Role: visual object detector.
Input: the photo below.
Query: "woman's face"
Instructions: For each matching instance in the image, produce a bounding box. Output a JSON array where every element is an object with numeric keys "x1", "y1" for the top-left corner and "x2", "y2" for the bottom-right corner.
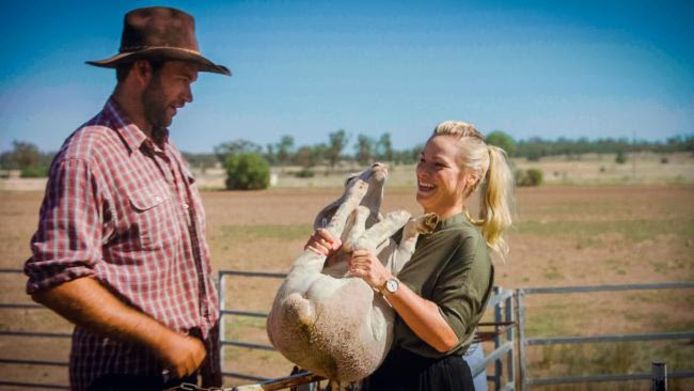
[{"x1": 415, "y1": 135, "x2": 470, "y2": 218}]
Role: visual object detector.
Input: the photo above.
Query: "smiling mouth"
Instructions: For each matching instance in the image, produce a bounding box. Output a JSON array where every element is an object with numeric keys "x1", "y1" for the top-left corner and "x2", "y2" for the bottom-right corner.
[{"x1": 418, "y1": 182, "x2": 436, "y2": 193}]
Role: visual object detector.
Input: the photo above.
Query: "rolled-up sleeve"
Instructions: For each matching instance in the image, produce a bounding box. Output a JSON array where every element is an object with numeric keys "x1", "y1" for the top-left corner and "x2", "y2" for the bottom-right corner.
[
  {"x1": 432, "y1": 234, "x2": 489, "y2": 342},
  {"x1": 24, "y1": 158, "x2": 102, "y2": 293}
]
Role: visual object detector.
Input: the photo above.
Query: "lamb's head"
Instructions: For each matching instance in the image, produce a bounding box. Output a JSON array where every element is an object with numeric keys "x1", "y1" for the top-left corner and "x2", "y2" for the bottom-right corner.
[
  {"x1": 313, "y1": 162, "x2": 388, "y2": 231},
  {"x1": 348, "y1": 162, "x2": 387, "y2": 218}
]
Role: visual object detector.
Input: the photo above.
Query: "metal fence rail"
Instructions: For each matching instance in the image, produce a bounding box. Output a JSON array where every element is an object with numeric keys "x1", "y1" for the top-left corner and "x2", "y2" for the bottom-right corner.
[
  {"x1": 3, "y1": 266, "x2": 693, "y2": 390},
  {"x1": 0, "y1": 269, "x2": 71, "y2": 390},
  {"x1": 219, "y1": 269, "x2": 517, "y2": 390},
  {"x1": 217, "y1": 270, "x2": 288, "y2": 383},
  {"x1": 518, "y1": 281, "x2": 694, "y2": 389}
]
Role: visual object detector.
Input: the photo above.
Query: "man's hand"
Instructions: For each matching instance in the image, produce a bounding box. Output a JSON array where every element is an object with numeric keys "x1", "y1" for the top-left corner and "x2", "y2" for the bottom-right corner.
[{"x1": 153, "y1": 331, "x2": 207, "y2": 378}]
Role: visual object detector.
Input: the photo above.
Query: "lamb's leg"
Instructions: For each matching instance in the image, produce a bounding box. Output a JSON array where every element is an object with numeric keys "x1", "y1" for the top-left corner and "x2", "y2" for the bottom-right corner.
[
  {"x1": 323, "y1": 205, "x2": 371, "y2": 275},
  {"x1": 343, "y1": 206, "x2": 370, "y2": 251},
  {"x1": 388, "y1": 213, "x2": 439, "y2": 274},
  {"x1": 288, "y1": 179, "x2": 369, "y2": 277},
  {"x1": 323, "y1": 180, "x2": 369, "y2": 240},
  {"x1": 352, "y1": 210, "x2": 411, "y2": 252}
]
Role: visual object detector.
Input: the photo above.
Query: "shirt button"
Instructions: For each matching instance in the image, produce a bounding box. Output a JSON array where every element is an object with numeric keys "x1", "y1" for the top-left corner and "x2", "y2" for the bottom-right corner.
[{"x1": 183, "y1": 203, "x2": 189, "y2": 209}]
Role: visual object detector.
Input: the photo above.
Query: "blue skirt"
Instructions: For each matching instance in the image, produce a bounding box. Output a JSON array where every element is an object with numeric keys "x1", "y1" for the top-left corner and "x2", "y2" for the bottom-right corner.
[{"x1": 364, "y1": 347, "x2": 474, "y2": 390}]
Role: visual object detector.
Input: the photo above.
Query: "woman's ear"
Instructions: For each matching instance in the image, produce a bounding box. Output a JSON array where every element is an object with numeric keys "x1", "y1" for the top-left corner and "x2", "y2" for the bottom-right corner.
[{"x1": 462, "y1": 171, "x2": 480, "y2": 196}]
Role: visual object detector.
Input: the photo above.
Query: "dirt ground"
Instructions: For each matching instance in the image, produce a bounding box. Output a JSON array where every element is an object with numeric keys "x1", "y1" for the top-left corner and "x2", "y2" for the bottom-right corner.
[{"x1": 1, "y1": 184, "x2": 693, "y2": 390}]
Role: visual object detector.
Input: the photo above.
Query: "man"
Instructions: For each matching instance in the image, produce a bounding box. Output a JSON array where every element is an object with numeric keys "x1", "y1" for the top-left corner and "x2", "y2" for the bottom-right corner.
[{"x1": 24, "y1": 7, "x2": 230, "y2": 390}]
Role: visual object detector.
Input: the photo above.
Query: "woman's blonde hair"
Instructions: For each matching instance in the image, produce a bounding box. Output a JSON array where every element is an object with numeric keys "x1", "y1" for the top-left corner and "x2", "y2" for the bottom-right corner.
[{"x1": 433, "y1": 120, "x2": 515, "y2": 260}]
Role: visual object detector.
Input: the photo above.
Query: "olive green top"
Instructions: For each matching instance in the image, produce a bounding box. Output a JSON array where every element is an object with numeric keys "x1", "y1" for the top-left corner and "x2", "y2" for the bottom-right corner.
[{"x1": 393, "y1": 213, "x2": 494, "y2": 358}]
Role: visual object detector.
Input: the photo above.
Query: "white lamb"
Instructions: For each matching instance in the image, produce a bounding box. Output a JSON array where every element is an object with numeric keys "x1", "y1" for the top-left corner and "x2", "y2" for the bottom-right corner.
[{"x1": 266, "y1": 163, "x2": 437, "y2": 383}]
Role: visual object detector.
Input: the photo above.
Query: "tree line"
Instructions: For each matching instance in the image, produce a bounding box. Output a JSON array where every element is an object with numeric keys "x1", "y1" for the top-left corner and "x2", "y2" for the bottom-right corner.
[
  {"x1": 2, "y1": 131, "x2": 693, "y2": 178},
  {"x1": 189, "y1": 131, "x2": 694, "y2": 171},
  {"x1": 201, "y1": 130, "x2": 423, "y2": 173},
  {"x1": 511, "y1": 134, "x2": 694, "y2": 161}
]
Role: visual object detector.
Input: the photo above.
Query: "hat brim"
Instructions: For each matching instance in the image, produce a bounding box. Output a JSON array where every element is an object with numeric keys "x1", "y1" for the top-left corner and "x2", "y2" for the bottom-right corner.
[{"x1": 86, "y1": 47, "x2": 231, "y2": 76}]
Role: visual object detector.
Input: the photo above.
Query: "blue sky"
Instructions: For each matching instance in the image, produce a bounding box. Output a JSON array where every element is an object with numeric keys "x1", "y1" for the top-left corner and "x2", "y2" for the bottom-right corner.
[{"x1": 1, "y1": 0, "x2": 692, "y2": 153}]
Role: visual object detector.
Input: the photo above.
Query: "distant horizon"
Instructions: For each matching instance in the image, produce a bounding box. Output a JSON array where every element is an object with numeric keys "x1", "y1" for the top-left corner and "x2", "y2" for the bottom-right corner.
[{"x1": 2, "y1": 0, "x2": 692, "y2": 154}]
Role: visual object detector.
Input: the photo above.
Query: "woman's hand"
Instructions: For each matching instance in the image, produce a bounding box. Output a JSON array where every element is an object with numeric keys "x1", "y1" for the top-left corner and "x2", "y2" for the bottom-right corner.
[
  {"x1": 304, "y1": 228, "x2": 342, "y2": 257},
  {"x1": 348, "y1": 249, "x2": 392, "y2": 290}
]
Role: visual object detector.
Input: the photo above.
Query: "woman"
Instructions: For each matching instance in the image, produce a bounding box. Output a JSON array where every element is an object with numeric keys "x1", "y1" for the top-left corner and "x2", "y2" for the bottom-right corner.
[{"x1": 306, "y1": 121, "x2": 514, "y2": 390}]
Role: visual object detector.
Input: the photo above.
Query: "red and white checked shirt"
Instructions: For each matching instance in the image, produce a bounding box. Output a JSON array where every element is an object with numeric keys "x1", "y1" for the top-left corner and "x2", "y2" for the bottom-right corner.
[{"x1": 24, "y1": 98, "x2": 219, "y2": 390}]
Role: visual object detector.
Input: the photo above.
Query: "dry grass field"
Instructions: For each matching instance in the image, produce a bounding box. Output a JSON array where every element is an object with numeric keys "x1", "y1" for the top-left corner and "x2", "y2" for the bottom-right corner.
[{"x1": 1, "y1": 159, "x2": 693, "y2": 389}]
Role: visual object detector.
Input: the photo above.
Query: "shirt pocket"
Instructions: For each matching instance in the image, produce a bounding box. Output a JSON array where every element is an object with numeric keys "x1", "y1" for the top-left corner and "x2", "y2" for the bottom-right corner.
[{"x1": 128, "y1": 186, "x2": 178, "y2": 250}]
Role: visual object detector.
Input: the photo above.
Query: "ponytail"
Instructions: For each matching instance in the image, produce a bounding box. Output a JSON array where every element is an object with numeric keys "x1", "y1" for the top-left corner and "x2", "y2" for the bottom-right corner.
[{"x1": 478, "y1": 145, "x2": 514, "y2": 261}]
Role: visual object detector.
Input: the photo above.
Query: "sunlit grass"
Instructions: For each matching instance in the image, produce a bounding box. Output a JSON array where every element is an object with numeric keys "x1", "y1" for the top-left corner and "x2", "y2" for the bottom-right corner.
[
  {"x1": 217, "y1": 224, "x2": 313, "y2": 241},
  {"x1": 515, "y1": 218, "x2": 694, "y2": 242}
]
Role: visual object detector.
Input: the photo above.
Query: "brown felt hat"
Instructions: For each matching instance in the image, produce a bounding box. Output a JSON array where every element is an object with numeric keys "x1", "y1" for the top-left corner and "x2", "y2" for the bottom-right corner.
[{"x1": 86, "y1": 6, "x2": 231, "y2": 76}]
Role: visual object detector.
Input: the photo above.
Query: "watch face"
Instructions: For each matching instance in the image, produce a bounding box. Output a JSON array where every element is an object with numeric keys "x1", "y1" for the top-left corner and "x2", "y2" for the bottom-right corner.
[{"x1": 386, "y1": 279, "x2": 399, "y2": 293}]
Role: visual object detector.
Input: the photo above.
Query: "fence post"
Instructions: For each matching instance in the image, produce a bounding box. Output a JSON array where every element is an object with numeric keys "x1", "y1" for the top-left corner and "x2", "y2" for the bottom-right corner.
[
  {"x1": 505, "y1": 291, "x2": 514, "y2": 387},
  {"x1": 651, "y1": 361, "x2": 667, "y2": 391},
  {"x1": 493, "y1": 286, "x2": 502, "y2": 390},
  {"x1": 218, "y1": 272, "x2": 226, "y2": 372},
  {"x1": 515, "y1": 289, "x2": 527, "y2": 391}
]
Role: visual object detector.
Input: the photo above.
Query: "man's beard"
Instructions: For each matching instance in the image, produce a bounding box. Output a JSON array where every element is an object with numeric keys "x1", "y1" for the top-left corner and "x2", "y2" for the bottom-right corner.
[{"x1": 142, "y1": 76, "x2": 171, "y2": 144}]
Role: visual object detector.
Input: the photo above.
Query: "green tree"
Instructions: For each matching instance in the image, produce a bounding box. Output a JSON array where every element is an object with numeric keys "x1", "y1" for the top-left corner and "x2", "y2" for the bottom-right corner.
[
  {"x1": 376, "y1": 133, "x2": 394, "y2": 162},
  {"x1": 224, "y1": 152, "x2": 270, "y2": 190},
  {"x1": 615, "y1": 150, "x2": 627, "y2": 164},
  {"x1": 0, "y1": 140, "x2": 53, "y2": 177},
  {"x1": 486, "y1": 131, "x2": 516, "y2": 157},
  {"x1": 275, "y1": 135, "x2": 295, "y2": 167},
  {"x1": 0, "y1": 141, "x2": 41, "y2": 169},
  {"x1": 214, "y1": 139, "x2": 262, "y2": 163},
  {"x1": 355, "y1": 134, "x2": 376, "y2": 165},
  {"x1": 327, "y1": 130, "x2": 348, "y2": 170},
  {"x1": 264, "y1": 144, "x2": 277, "y2": 165},
  {"x1": 295, "y1": 146, "x2": 317, "y2": 169},
  {"x1": 182, "y1": 152, "x2": 217, "y2": 174}
]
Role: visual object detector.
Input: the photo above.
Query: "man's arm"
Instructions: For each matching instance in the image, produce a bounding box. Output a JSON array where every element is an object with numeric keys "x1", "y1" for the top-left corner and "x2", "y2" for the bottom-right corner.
[{"x1": 32, "y1": 276, "x2": 206, "y2": 378}]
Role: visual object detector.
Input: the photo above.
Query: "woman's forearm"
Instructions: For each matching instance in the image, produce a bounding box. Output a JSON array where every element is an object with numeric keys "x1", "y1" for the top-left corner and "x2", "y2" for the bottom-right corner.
[{"x1": 385, "y1": 282, "x2": 459, "y2": 353}]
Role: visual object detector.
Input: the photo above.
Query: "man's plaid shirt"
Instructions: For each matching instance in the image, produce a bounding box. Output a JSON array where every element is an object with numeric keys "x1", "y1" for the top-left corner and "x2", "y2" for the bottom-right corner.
[{"x1": 24, "y1": 98, "x2": 219, "y2": 390}]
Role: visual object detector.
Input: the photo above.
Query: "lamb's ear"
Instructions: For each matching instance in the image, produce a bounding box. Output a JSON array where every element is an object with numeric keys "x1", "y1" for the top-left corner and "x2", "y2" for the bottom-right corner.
[
  {"x1": 313, "y1": 203, "x2": 339, "y2": 230},
  {"x1": 401, "y1": 213, "x2": 439, "y2": 242},
  {"x1": 344, "y1": 172, "x2": 360, "y2": 187},
  {"x1": 417, "y1": 213, "x2": 439, "y2": 234}
]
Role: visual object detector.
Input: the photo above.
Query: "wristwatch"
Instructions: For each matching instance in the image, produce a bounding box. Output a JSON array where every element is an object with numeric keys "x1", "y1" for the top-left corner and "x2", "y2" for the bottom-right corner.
[{"x1": 380, "y1": 277, "x2": 399, "y2": 295}]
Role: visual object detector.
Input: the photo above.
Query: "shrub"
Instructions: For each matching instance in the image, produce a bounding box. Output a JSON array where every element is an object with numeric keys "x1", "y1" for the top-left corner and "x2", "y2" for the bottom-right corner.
[
  {"x1": 20, "y1": 165, "x2": 49, "y2": 178},
  {"x1": 526, "y1": 151, "x2": 541, "y2": 162},
  {"x1": 224, "y1": 152, "x2": 270, "y2": 190},
  {"x1": 615, "y1": 150, "x2": 627, "y2": 164},
  {"x1": 515, "y1": 168, "x2": 544, "y2": 187},
  {"x1": 295, "y1": 168, "x2": 315, "y2": 178}
]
